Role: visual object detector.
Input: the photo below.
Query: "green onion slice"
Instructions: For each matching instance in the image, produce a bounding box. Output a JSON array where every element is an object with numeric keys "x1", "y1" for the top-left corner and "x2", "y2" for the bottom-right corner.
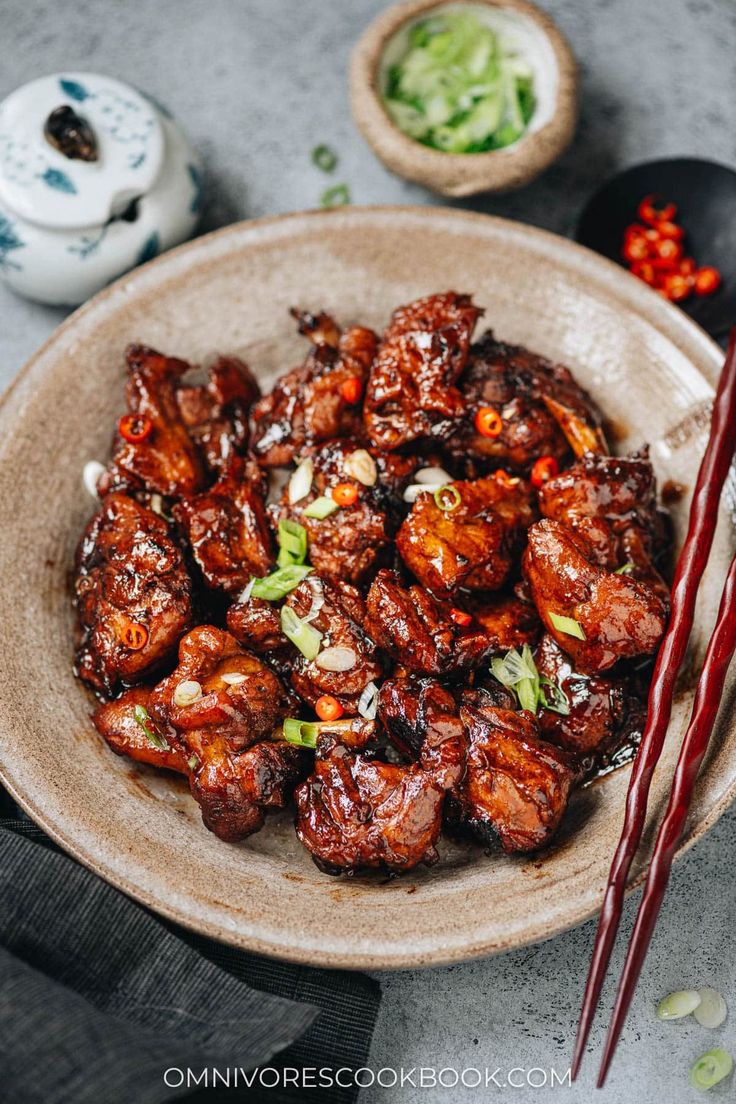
[
  {"x1": 187, "y1": 754, "x2": 200, "y2": 772},
  {"x1": 312, "y1": 144, "x2": 337, "y2": 172},
  {"x1": 280, "y1": 604, "x2": 323, "y2": 660},
  {"x1": 277, "y1": 518, "x2": 308, "y2": 567},
  {"x1": 282, "y1": 718, "x2": 319, "y2": 748},
  {"x1": 304, "y1": 495, "x2": 340, "y2": 519},
  {"x1": 132, "y1": 704, "x2": 169, "y2": 751},
  {"x1": 490, "y1": 645, "x2": 569, "y2": 717},
  {"x1": 250, "y1": 564, "x2": 312, "y2": 601},
  {"x1": 433, "y1": 484, "x2": 461, "y2": 512},
  {"x1": 614, "y1": 562, "x2": 635, "y2": 575},
  {"x1": 320, "y1": 184, "x2": 350, "y2": 208},
  {"x1": 693, "y1": 988, "x2": 728, "y2": 1029},
  {"x1": 689, "y1": 1048, "x2": 733, "y2": 1092},
  {"x1": 382, "y1": 10, "x2": 536, "y2": 155},
  {"x1": 549, "y1": 612, "x2": 586, "y2": 640},
  {"x1": 656, "y1": 989, "x2": 702, "y2": 1020}
]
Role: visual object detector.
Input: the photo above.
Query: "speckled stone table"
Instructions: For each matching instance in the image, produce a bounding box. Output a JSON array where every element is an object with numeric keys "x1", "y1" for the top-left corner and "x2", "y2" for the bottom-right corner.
[{"x1": 1, "y1": 2, "x2": 735, "y2": 1101}]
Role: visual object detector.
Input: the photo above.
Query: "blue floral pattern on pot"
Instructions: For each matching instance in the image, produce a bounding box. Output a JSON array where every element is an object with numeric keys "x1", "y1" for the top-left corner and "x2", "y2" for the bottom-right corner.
[{"x1": 0, "y1": 72, "x2": 202, "y2": 305}]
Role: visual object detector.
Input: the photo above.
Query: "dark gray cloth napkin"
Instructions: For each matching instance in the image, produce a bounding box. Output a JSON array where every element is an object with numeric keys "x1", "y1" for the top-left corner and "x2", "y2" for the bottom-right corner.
[{"x1": 0, "y1": 791, "x2": 381, "y2": 1104}]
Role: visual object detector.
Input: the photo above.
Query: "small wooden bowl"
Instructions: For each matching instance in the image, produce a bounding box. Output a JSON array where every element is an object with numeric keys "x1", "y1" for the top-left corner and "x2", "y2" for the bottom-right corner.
[{"x1": 350, "y1": 0, "x2": 578, "y2": 197}]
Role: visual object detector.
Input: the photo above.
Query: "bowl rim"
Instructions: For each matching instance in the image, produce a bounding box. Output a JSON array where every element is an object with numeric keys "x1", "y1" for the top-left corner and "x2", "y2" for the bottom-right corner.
[
  {"x1": 349, "y1": 0, "x2": 579, "y2": 196},
  {"x1": 0, "y1": 204, "x2": 730, "y2": 969}
]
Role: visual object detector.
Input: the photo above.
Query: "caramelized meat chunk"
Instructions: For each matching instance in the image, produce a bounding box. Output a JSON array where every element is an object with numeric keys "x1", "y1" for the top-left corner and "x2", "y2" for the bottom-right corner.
[
  {"x1": 445, "y1": 332, "x2": 603, "y2": 474},
  {"x1": 93, "y1": 687, "x2": 187, "y2": 773},
  {"x1": 523, "y1": 519, "x2": 667, "y2": 673},
  {"x1": 284, "y1": 578, "x2": 383, "y2": 712},
  {"x1": 397, "y1": 475, "x2": 536, "y2": 594},
  {"x1": 250, "y1": 321, "x2": 377, "y2": 466},
  {"x1": 364, "y1": 569, "x2": 497, "y2": 674},
  {"x1": 379, "y1": 677, "x2": 466, "y2": 789},
  {"x1": 538, "y1": 449, "x2": 670, "y2": 599},
  {"x1": 468, "y1": 592, "x2": 542, "y2": 651},
  {"x1": 273, "y1": 439, "x2": 418, "y2": 586},
  {"x1": 226, "y1": 597, "x2": 283, "y2": 654},
  {"x1": 534, "y1": 634, "x2": 644, "y2": 761},
  {"x1": 174, "y1": 455, "x2": 274, "y2": 593},
  {"x1": 150, "y1": 626, "x2": 290, "y2": 753},
  {"x1": 100, "y1": 344, "x2": 206, "y2": 497},
  {"x1": 176, "y1": 355, "x2": 260, "y2": 474},
  {"x1": 187, "y1": 736, "x2": 304, "y2": 842},
  {"x1": 364, "y1": 292, "x2": 481, "y2": 450},
  {"x1": 295, "y1": 739, "x2": 444, "y2": 873},
  {"x1": 75, "y1": 493, "x2": 193, "y2": 694},
  {"x1": 447, "y1": 700, "x2": 574, "y2": 853}
]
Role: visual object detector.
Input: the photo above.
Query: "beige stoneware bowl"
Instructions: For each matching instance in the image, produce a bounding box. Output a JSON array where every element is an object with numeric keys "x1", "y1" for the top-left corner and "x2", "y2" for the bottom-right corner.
[
  {"x1": 0, "y1": 207, "x2": 733, "y2": 970},
  {"x1": 350, "y1": 0, "x2": 578, "y2": 196}
]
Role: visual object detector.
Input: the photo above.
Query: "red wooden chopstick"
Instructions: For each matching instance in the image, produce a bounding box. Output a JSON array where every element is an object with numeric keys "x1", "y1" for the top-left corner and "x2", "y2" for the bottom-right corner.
[
  {"x1": 597, "y1": 548, "x2": 736, "y2": 1085},
  {"x1": 571, "y1": 326, "x2": 736, "y2": 1080}
]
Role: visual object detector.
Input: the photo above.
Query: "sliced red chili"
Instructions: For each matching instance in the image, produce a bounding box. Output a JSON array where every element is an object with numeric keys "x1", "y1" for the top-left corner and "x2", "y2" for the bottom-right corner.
[
  {"x1": 340, "y1": 376, "x2": 363, "y2": 404},
  {"x1": 622, "y1": 234, "x2": 650, "y2": 264},
  {"x1": 120, "y1": 618, "x2": 149, "y2": 650},
  {"x1": 315, "y1": 695, "x2": 343, "y2": 721},
  {"x1": 118, "y1": 413, "x2": 153, "y2": 443},
  {"x1": 332, "y1": 482, "x2": 359, "y2": 507},
  {"x1": 694, "y1": 266, "x2": 722, "y2": 296},
  {"x1": 630, "y1": 260, "x2": 657, "y2": 286},
  {"x1": 638, "y1": 194, "x2": 677, "y2": 225},
  {"x1": 449, "y1": 607, "x2": 473, "y2": 628},
  {"x1": 655, "y1": 220, "x2": 684, "y2": 241},
  {"x1": 651, "y1": 237, "x2": 682, "y2": 266},
  {"x1": 661, "y1": 272, "x2": 691, "y2": 302},
  {"x1": 530, "y1": 455, "x2": 560, "y2": 488},
  {"x1": 475, "y1": 406, "x2": 503, "y2": 439}
]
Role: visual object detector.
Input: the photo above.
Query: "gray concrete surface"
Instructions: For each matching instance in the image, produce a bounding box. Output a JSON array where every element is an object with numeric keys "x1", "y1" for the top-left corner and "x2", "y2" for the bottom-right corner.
[{"x1": 1, "y1": 1, "x2": 735, "y2": 1101}]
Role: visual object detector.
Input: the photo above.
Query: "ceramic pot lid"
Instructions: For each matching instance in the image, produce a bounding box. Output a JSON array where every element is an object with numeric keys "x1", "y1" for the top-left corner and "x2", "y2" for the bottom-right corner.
[{"x1": 0, "y1": 72, "x2": 164, "y2": 230}]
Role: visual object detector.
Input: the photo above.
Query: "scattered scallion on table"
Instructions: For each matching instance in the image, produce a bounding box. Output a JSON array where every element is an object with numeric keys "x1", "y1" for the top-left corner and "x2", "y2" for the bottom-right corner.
[
  {"x1": 312, "y1": 144, "x2": 337, "y2": 172},
  {"x1": 383, "y1": 10, "x2": 535, "y2": 154},
  {"x1": 320, "y1": 183, "x2": 351, "y2": 208},
  {"x1": 689, "y1": 1049, "x2": 733, "y2": 1092}
]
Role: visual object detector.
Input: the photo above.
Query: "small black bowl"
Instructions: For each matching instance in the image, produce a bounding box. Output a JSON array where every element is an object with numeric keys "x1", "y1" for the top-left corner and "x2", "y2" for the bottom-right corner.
[{"x1": 576, "y1": 158, "x2": 736, "y2": 340}]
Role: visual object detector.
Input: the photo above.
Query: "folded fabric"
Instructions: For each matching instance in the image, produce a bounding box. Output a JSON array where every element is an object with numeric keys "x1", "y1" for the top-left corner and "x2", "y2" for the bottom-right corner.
[{"x1": 0, "y1": 818, "x2": 381, "y2": 1104}]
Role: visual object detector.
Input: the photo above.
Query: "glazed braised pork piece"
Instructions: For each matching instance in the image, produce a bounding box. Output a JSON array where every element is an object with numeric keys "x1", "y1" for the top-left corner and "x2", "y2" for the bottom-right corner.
[
  {"x1": 250, "y1": 312, "x2": 377, "y2": 466},
  {"x1": 174, "y1": 455, "x2": 274, "y2": 593},
  {"x1": 99, "y1": 344, "x2": 206, "y2": 499},
  {"x1": 446, "y1": 696, "x2": 576, "y2": 853},
  {"x1": 364, "y1": 292, "x2": 482, "y2": 450},
  {"x1": 295, "y1": 737, "x2": 445, "y2": 874},
  {"x1": 94, "y1": 680, "x2": 304, "y2": 843},
  {"x1": 75, "y1": 292, "x2": 674, "y2": 875},
  {"x1": 524, "y1": 519, "x2": 667, "y2": 673},
  {"x1": 176, "y1": 354, "x2": 260, "y2": 475},
  {"x1": 272, "y1": 439, "x2": 419, "y2": 587},
  {"x1": 396, "y1": 473, "x2": 537, "y2": 594},
  {"x1": 445, "y1": 332, "x2": 605, "y2": 474},
  {"x1": 75, "y1": 492, "x2": 193, "y2": 694},
  {"x1": 364, "y1": 569, "x2": 500, "y2": 674}
]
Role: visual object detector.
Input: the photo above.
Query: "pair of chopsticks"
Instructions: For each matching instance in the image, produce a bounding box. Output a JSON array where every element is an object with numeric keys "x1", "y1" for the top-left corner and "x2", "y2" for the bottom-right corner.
[{"x1": 572, "y1": 326, "x2": 736, "y2": 1087}]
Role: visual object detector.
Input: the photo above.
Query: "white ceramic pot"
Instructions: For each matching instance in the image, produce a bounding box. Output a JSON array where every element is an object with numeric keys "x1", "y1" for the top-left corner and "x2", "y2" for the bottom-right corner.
[{"x1": 0, "y1": 72, "x2": 202, "y2": 305}]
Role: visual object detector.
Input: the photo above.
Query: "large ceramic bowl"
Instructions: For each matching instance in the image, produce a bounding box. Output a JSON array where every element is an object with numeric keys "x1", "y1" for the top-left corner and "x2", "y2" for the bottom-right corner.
[{"x1": 0, "y1": 207, "x2": 733, "y2": 969}]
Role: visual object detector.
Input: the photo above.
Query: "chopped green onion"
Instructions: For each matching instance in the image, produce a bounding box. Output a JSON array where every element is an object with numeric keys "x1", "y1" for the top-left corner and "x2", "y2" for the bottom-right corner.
[
  {"x1": 382, "y1": 10, "x2": 536, "y2": 154},
  {"x1": 282, "y1": 718, "x2": 319, "y2": 748},
  {"x1": 539, "y1": 677, "x2": 571, "y2": 717},
  {"x1": 311, "y1": 144, "x2": 337, "y2": 173},
  {"x1": 433, "y1": 484, "x2": 461, "y2": 512},
  {"x1": 615, "y1": 562, "x2": 635, "y2": 575},
  {"x1": 277, "y1": 518, "x2": 308, "y2": 567},
  {"x1": 689, "y1": 1048, "x2": 733, "y2": 1092},
  {"x1": 187, "y1": 754, "x2": 200, "y2": 771},
  {"x1": 656, "y1": 989, "x2": 702, "y2": 1020},
  {"x1": 693, "y1": 988, "x2": 728, "y2": 1028},
  {"x1": 549, "y1": 612, "x2": 586, "y2": 640},
  {"x1": 320, "y1": 183, "x2": 350, "y2": 208},
  {"x1": 250, "y1": 564, "x2": 312, "y2": 601},
  {"x1": 288, "y1": 457, "x2": 314, "y2": 504},
  {"x1": 304, "y1": 495, "x2": 340, "y2": 519},
  {"x1": 281, "y1": 604, "x2": 323, "y2": 660},
  {"x1": 490, "y1": 645, "x2": 569, "y2": 717},
  {"x1": 132, "y1": 704, "x2": 169, "y2": 751}
]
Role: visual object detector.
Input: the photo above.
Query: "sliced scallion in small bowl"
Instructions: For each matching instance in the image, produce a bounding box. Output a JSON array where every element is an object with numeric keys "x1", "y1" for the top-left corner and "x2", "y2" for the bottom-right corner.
[{"x1": 382, "y1": 9, "x2": 535, "y2": 154}]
